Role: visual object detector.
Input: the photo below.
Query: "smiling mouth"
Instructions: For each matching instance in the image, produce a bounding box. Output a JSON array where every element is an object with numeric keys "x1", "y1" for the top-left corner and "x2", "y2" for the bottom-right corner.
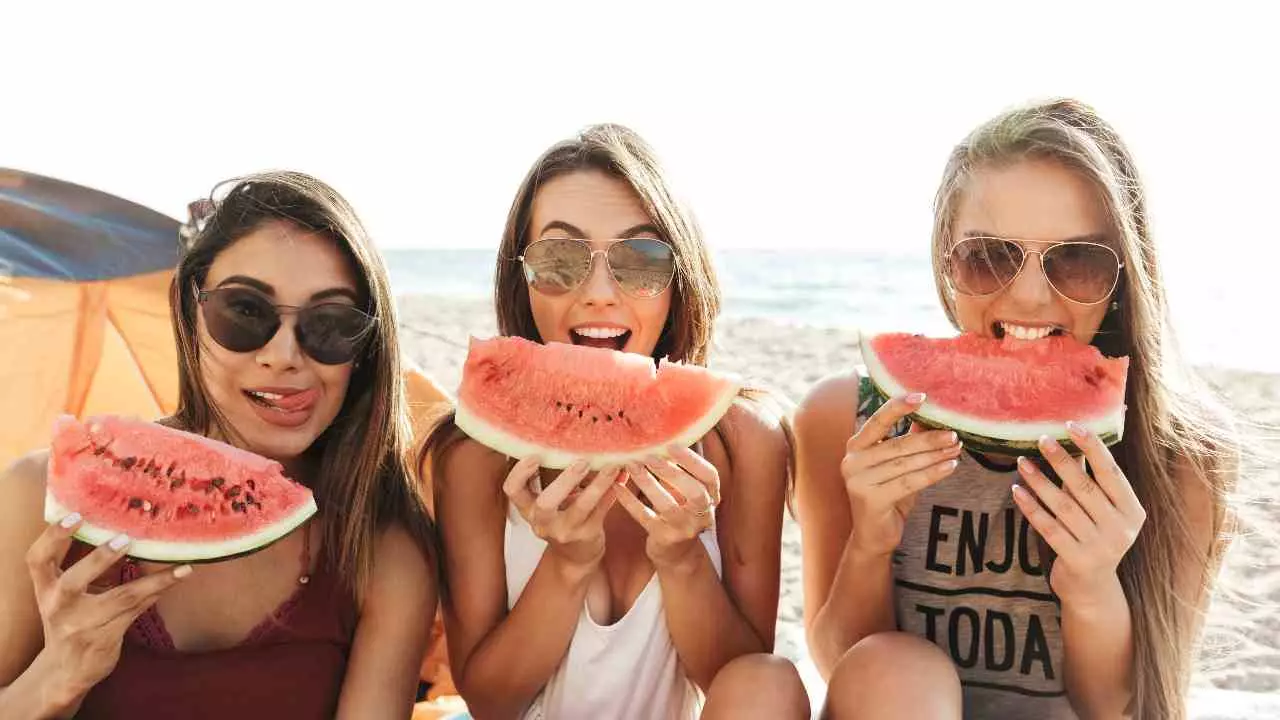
[
  {"x1": 992, "y1": 321, "x2": 1066, "y2": 340},
  {"x1": 571, "y1": 327, "x2": 632, "y2": 352}
]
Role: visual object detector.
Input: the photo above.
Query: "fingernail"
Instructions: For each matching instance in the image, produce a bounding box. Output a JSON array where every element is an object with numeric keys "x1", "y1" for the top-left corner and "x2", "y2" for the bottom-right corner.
[
  {"x1": 907, "y1": 392, "x2": 926, "y2": 404},
  {"x1": 1067, "y1": 421, "x2": 1087, "y2": 440},
  {"x1": 1017, "y1": 456, "x2": 1031, "y2": 472},
  {"x1": 1011, "y1": 483, "x2": 1026, "y2": 498},
  {"x1": 173, "y1": 565, "x2": 193, "y2": 579},
  {"x1": 947, "y1": 431, "x2": 958, "y2": 444},
  {"x1": 1038, "y1": 435, "x2": 1055, "y2": 452},
  {"x1": 109, "y1": 534, "x2": 131, "y2": 551},
  {"x1": 944, "y1": 459, "x2": 959, "y2": 470},
  {"x1": 59, "y1": 512, "x2": 82, "y2": 528}
]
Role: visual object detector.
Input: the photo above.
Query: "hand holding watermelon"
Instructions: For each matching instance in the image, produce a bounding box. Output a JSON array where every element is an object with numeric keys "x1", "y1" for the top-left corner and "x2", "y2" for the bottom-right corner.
[
  {"x1": 503, "y1": 456, "x2": 622, "y2": 576},
  {"x1": 613, "y1": 445, "x2": 719, "y2": 570},
  {"x1": 841, "y1": 394, "x2": 964, "y2": 557},
  {"x1": 24, "y1": 513, "x2": 191, "y2": 710},
  {"x1": 1011, "y1": 422, "x2": 1148, "y2": 606}
]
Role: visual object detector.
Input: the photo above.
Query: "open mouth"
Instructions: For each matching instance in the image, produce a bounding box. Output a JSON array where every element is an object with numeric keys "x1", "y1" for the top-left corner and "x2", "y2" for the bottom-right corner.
[
  {"x1": 571, "y1": 326, "x2": 632, "y2": 352},
  {"x1": 992, "y1": 321, "x2": 1066, "y2": 341}
]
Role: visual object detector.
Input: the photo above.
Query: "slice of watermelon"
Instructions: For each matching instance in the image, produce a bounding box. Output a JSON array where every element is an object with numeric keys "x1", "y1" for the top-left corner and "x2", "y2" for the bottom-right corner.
[
  {"x1": 45, "y1": 415, "x2": 317, "y2": 563},
  {"x1": 860, "y1": 332, "x2": 1129, "y2": 455},
  {"x1": 455, "y1": 336, "x2": 741, "y2": 469}
]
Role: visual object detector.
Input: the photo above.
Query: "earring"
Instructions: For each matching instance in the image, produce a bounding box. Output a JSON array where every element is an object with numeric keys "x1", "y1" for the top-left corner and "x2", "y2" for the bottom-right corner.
[{"x1": 1109, "y1": 300, "x2": 1121, "y2": 312}]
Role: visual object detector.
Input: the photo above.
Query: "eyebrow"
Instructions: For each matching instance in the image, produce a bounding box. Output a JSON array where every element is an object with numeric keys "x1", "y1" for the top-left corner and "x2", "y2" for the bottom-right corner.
[
  {"x1": 962, "y1": 230, "x2": 1112, "y2": 245},
  {"x1": 216, "y1": 275, "x2": 360, "y2": 303},
  {"x1": 538, "y1": 221, "x2": 663, "y2": 239}
]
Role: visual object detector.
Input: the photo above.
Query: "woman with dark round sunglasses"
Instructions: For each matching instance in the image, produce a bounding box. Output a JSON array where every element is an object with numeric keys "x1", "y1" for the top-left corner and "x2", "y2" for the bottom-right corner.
[
  {"x1": 418, "y1": 124, "x2": 809, "y2": 719},
  {"x1": 795, "y1": 99, "x2": 1241, "y2": 719},
  {"x1": 0, "y1": 172, "x2": 437, "y2": 719}
]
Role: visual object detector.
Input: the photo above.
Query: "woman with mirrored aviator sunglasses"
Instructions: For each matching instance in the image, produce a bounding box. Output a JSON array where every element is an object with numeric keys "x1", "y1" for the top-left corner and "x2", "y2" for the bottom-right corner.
[
  {"x1": 794, "y1": 99, "x2": 1242, "y2": 720},
  {"x1": 418, "y1": 124, "x2": 810, "y2": 719},
  {"x1": 0, "y1": 172, "x2": 437, "y2": 719}
]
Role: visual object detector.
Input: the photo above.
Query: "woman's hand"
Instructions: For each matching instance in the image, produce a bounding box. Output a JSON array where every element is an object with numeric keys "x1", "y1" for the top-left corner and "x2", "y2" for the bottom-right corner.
[
  {"x1": 26, "y1": 513, "x2": 191, "y2": 709},
  {"x1": 1012, "y1": 421, "x2": 1147, "y2": 607},
  {"x1": 503, "y1": 456, "x2": 622, "y2": 577},
  {"x1": 615, "y1": 445, "x2": 720, "y2": 570}
]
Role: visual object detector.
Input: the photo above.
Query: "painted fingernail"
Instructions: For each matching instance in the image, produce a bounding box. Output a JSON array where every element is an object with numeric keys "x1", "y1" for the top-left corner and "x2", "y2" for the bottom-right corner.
[
  {"x1": 1067, "y1": 421, "x2": 1087, "y2": 440},
  {"x1": 1011, "y1": 483, "x2": 1027, "y2": 498},
  {"x1": 1017, "y1": 456, "x2": 1032, "y2": 472},
  {"x1": 1038, "y1": 435, "x2": 1055, "y2": 452},
  {"x1": 173, "y1": 565, "x2": 193, "y2": 579},
  {"x1": 906, "y1": 392, "x2": 926, "y2": 404},
  {"x1": 946, "y1": 431, "x2": 958, "y2": 444},
  {"x1": 109, "y1": 534, "x2": 131, "y2": 551},
  {"x1": 59, "y1": 512, "x2": 82, "y2": 528}
]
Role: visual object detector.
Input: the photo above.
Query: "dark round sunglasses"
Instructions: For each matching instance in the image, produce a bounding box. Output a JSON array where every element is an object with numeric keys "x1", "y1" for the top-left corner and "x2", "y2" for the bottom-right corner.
[
  {"x1": 516, "y1": 237, "x2": 677, "y2": 299},
  {"x1": 197, "y1": 286, "x2": 375, "y2": 365}
]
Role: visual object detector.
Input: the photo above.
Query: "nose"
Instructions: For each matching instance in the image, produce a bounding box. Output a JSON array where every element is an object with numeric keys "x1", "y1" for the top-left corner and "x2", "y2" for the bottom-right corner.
[
  {"x1": 578, "y1": 249, "x2": 621, "y2": 307},
  {"x1": 1003, "y1": 250, "x2": 1055, "y2": 307},
  {"x1": 254, "y1": 315, "x2": 304, "y2": 370}
]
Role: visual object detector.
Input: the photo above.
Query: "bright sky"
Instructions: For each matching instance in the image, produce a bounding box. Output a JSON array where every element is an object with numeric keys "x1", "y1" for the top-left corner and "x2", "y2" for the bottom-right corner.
[{"x1": 5, "y1": 1, "x2": 1278, "y2": 365}]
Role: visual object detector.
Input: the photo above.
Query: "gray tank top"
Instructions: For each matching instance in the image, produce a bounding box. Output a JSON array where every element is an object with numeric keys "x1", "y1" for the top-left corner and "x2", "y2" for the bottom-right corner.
[{"x1": 858, "y1": 373, "x2": 1077, "y2": 719}]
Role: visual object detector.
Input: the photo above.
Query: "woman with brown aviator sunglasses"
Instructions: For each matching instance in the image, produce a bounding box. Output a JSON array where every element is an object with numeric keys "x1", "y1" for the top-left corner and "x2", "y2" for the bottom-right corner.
[
  {"x1": 794, "y1": 99, "x2": 1242, "y2": 720},
  {"x1": 0, "y1": 172, "x2": 437, "y2": 719},
  {"x1": 418, "y1": 124, "x2": 810, "y2": 719}
]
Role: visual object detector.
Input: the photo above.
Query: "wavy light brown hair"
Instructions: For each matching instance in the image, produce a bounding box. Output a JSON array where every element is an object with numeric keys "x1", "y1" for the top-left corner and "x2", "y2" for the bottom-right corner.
[
  {"x1": 930, "y1": 98, "x2": 1239, "y2": 719},
  {"x1": 170, "y1": 171, "x2": 434, "y2": 597}
]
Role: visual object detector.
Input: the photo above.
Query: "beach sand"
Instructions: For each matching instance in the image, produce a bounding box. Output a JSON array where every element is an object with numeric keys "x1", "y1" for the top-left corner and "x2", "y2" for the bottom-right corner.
[{"x1": 397, "y1": 293, "x2": 1279, "y2": 695}]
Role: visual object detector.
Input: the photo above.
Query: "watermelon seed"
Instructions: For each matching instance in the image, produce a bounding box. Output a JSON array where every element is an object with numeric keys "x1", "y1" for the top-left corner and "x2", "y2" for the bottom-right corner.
[
  {"x1": 128, "y1": 497, "x2": 143, "y2": 509},
  {"x1": 246, "y1": 479, "x2": 256, "y2": 491},
  {"x1": 225, "y1": 486, "x2": 242, "y2": 499},
  {"x1": 166, "y1": 463, "x2": 177, "y2": 477},
  {"x1": 592, "y1": 416, "x2": 598, "y2": 422},
  {"x1": 578, "y1": 410, "x2": 584, "y2": 418},
  {"x1": 618, "y1": 410, "x2": 624, "y2": 418},
  {"x1": 211, "y1": 477, "x2": 225, "y2": 489},
  {"x1": 93, "y1": 445, "x2": 107, "y2": 456},
  {"x1": 185, "y1": 503, "x2": 199, "y2": 516},
  {"x1": 170, "y1": 477, "x2": 185, "y2": 490},
  {"x1": 245, "y1": 493, "x2": 256, "y2": 505},
  {"x1": 121, "y1": 457, "x2": 137, "y2": 470},
  {"x1": 566, "y1": 404, "x2": 573, "y2": 411},
  {"x1": 556, "y1": 401, "x2": 563, "y2": 409},
  {"x1": 605, "y1": 414, "x2": 613, "y2": 422},
  {"x1": 232, "y1": 501, "x2": 247, "y2": 513}
]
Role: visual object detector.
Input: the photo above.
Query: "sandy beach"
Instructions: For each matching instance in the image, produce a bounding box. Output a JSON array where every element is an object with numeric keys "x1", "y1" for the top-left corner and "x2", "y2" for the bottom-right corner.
[{"x1": 397, "y1": 293, "x2": 1280, "y2": 695}]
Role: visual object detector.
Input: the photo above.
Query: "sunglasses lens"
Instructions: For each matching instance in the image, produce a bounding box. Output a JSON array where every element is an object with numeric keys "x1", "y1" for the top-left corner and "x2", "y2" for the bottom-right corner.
[
  {"x1": 1043, "y1": 243, "x2": 1120, "y2": 304},
  {"x1": 201, "y1": 288, "x2": 279, "y2": 352},
  {"x1": 522, "y1": 238, "x2": 591, "y2": 296},
  {"x1": 297, "y1": 304, "x2": 374, "y2": 365},
  {"x1": 609, "y1": 238, "x2": 676, "y2": 298},
  {"x1": 949, "y1": 237, "x2": 1023, "y2": 295}
]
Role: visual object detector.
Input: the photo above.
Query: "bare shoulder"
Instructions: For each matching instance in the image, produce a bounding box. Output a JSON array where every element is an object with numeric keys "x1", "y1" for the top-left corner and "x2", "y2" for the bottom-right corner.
[
  {"x1": 365, "y1": 522, "x2": 437, "y2": 612},
  {"x1": 434, "y1": 438, "x2": 511, "y2": 503},
  {"x1": 711, "y1": 398, "x2": 789, "y2": 485},
  {"x1": 794, "y1": 370, "x2": 861, "y2": 442},
  {"x1": 1, "y1": 449, "x2": 51, "y2": 525}
]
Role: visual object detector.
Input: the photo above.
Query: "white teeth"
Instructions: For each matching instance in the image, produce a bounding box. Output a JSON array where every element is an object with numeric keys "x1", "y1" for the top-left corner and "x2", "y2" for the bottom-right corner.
[
  {"x1": 573, "y1": 327, "x2": 628, "y2": 339},
  {"x1": 1001, "y1": 322, "x2": 1053, "y2": 340},
  {"x1": 250, "y1": 391, "x2": 284, "y2": 400}
]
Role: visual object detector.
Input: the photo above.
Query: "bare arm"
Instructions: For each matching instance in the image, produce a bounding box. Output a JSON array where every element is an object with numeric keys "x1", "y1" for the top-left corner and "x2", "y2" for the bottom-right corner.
[
  {"x1": 0, "y1": 452, "x2": 74, "y2": 720},
  {"x1": 653, "y1": 402, "x2": 787, "y2": 690},
  {"x1": 334, "y1": 525, "x2": 438, "y2": 719},
  {"x1": 794, "y1": 375, "x2": 895, "y2": 676},
  {"x1": 432, "y1": 441, "x2": 612, "y2": 720}
]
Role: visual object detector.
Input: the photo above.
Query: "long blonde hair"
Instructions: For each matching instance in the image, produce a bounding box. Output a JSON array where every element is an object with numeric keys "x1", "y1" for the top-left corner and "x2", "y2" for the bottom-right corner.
[
  {"x1": 171, "y1": 171, "x2": 434, "y2": 598},
  {"x1": 930, "y1": 98, "x2": 1238, "y2": 719}
]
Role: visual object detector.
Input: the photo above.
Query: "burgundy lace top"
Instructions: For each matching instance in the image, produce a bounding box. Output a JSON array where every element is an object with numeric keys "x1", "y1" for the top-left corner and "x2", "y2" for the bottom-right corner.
[{"x1": 67, "y1": 531, "x2": 358, "y2": 720}]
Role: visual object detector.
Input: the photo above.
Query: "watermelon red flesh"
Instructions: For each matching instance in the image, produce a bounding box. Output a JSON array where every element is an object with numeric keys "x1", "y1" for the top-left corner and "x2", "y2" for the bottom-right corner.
[
  {"x1": 455, "y1": 337, "x2": 741, "y2": 469},
  {"x1": 44, "y1": 415, "x2": 317, "y2": 563},
  {"x1": 860, "y1": 332, "x2": 1129, "y2": 454}
]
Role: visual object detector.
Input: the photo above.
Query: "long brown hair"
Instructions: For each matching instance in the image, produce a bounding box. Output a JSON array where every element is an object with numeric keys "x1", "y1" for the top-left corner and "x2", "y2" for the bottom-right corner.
[
  {"x1": 420, "y1": 123, "x2": 790, "y2": 518},
  {"x1": 170, "y1": 171, "x2": 434, "y2": 597},
  {"x1": 930, "y1": 99, "x2": 1239, "y2": 719}
]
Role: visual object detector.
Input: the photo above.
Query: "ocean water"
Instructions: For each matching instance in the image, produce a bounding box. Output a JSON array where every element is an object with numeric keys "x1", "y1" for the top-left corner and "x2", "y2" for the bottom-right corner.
[{"x1": 383, "y1": 248, "x2": 1274, "y2": 374}]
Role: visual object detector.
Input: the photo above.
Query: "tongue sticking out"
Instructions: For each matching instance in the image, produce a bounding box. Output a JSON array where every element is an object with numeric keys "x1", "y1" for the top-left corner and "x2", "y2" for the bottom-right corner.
[{"x1": 247, "y1": 389, "x2": 318, "y2": 412}]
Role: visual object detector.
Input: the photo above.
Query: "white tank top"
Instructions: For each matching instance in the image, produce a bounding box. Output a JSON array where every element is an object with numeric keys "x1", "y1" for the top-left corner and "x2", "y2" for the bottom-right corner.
[{"x1": 504, "y1": 503, "x2": 723, "y2": 720}]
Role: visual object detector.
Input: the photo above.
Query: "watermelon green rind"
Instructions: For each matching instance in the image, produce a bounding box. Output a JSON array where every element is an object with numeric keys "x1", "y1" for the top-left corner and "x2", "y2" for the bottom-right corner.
[
  {"x1": 457, "y1": 379, "x2": 740, "y2": 470},
  {"x1": 44, "y1": 490, "x2": 317, "y2": 563},
  {"x1": 859, "y1": 332, "x2": 1126, "y2": 457}
]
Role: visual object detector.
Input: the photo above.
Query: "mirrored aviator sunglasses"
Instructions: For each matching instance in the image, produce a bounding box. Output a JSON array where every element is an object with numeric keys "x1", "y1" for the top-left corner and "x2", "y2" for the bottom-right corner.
[
  {"x1": 517, "y1": 237, "x2": 677, "y2": 298},
  {"x1": 946, "y1": 236, "x2": 1123, "y2": 305},
  {"x1": 196, "y1": 286, "x2": 375, "y2": 365}
]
